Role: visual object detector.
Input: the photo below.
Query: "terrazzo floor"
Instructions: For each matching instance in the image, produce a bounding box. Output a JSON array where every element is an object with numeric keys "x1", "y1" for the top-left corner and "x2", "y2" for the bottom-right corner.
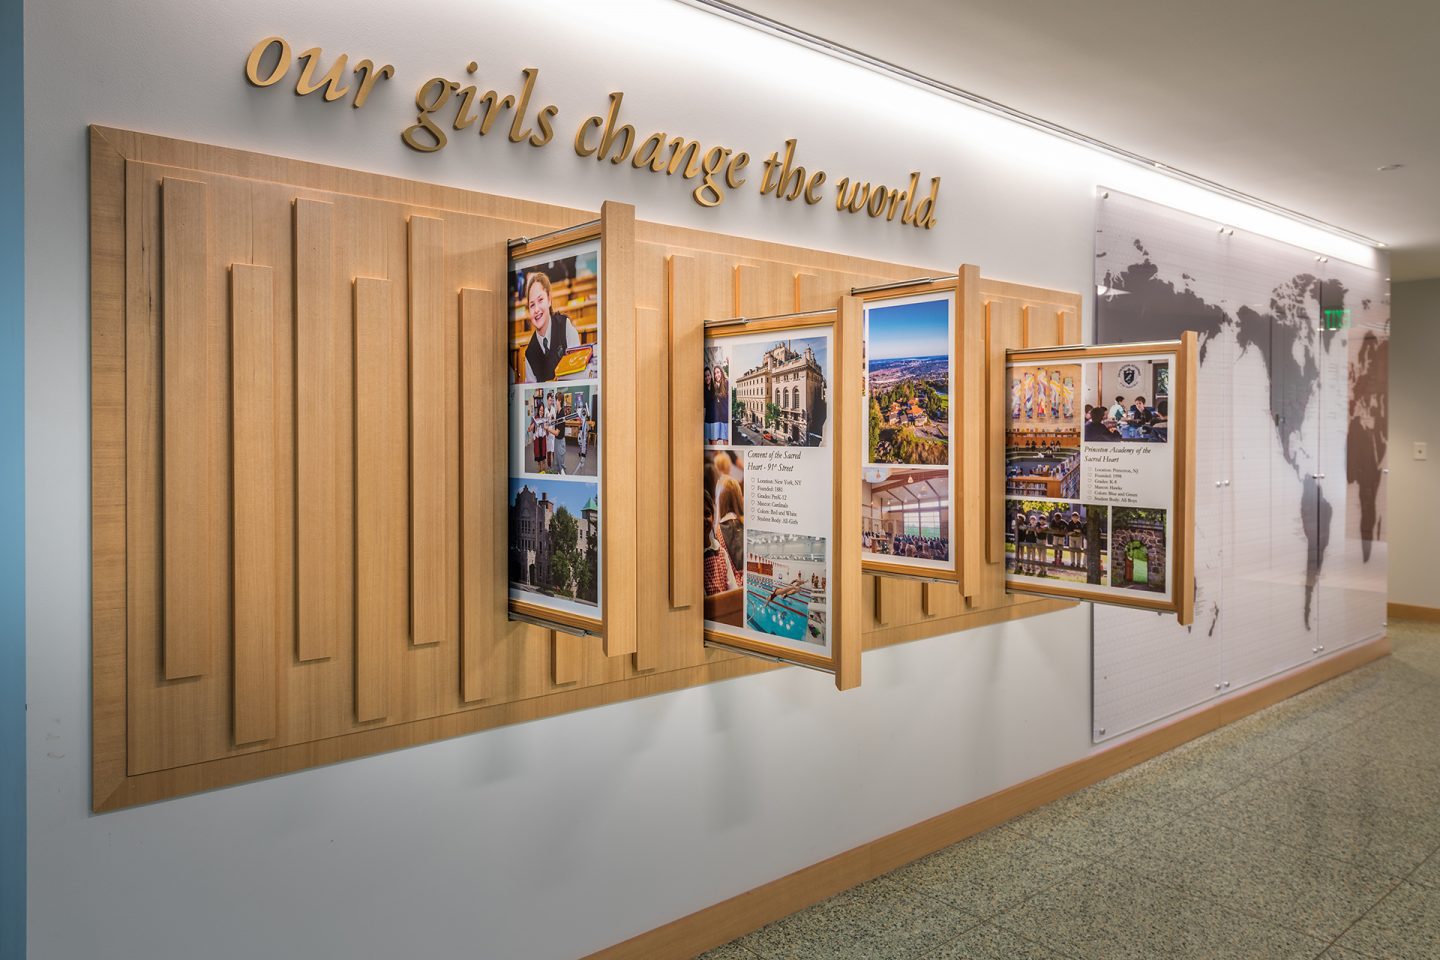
[{"x1": 702, "y1": 619, "x2": 1440, "y2": 960}]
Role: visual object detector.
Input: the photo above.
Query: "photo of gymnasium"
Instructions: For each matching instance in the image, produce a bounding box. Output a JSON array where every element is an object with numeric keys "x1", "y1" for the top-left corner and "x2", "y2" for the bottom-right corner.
[
  {"x1": 743, "y1": 531, "x2": 828, "y2": 646},
  {"x1": 1005, "y1": 500, "x2": 1108, "y2": 585}
]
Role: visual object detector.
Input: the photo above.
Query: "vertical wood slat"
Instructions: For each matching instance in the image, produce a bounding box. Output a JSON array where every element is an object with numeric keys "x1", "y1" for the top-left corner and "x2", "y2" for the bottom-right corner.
[
  {"x1": 354, "y1": 277, "x2": 396, "y2": 722},
  {"x1": 1061, "y1": 308, "x2": 1081, "y2": 344},
  {"x1": 459, "y1": 287, "x2": 502, "y2": 702},
  {"x1": 409, "y1": 216, "x2": 447, "y2": 647},
  {"x1": 872, "y1": 577, "x2": 889, "y2": 627},
  {"x1": 601, "y1": 202, "x2": 638, "y2": 657},
  {"x1": 957, "y1": 264, "x2": 984, "y2": 603},
  {"x1": 553, "y1": 631, "x2": 580, "y2": 685},
  {"x1": 161, "y1": 177, "x2": 211, "y2": 680},
  {"x1": 92, "y1": 130, "x2": 130, "y2": 809},
  {"x1": 294, "y1": 198, "x2": 339, "y2": 662},
  {"x1": 667, "y1": 256, "x2": 702, "y2": 611},
  {"x1": 634, "y1": 304, "x2": 664, "y2": 673},
  {"x1": 231, "y1": 263, "x2": 278, "y2": 744},
  {"x1": 794, "y1": 271, "x2": 820, "y2": 311},
  {"x1": 1177, "y1": 331, "x2": 1199, "y2": 626},
  {"x1": 733, "y1": 263, "x2": 763, "y2": 317},
  {"x1": 985, "y1": 301, "x2": 1006, "y2": 564},
  {"x1": 834, "y1": 295, "x2": 863, "y2": 690}
]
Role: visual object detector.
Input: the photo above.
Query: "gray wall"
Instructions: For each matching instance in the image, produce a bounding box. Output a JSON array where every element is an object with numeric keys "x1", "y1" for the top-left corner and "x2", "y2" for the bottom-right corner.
[{"x1": 1389, "y1": 280, "x2": 1440, "y2": 608}]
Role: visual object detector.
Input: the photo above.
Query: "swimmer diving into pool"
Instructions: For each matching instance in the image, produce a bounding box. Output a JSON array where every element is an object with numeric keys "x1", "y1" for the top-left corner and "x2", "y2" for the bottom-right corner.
[{"x1": 765, "y1": 571, "x2": 807, "y2": 607}]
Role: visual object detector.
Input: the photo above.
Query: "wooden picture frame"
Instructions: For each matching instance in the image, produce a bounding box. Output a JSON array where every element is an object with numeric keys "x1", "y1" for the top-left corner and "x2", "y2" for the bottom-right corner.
[
  {"x1": 505, "y1": 205, "x2": 638, "y2": 653},
  {"x1": 854, "y1": 274, "x2": 966, "y2": 584},
  {"x1": 1002, "y1": 334, "x2": 1197, "y2": 624},
  {"x1": 700, "y1": 300, "x2": 862, "y2": 690}
]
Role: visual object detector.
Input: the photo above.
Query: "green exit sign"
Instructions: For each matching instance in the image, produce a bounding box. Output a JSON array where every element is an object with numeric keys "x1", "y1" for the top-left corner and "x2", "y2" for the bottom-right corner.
[{"x1": 1322, "y1": 308, "x2": 1350, "y2": 330}]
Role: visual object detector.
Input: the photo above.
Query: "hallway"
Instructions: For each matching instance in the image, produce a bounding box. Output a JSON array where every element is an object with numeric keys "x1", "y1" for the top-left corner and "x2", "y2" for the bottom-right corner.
[{"x1": 707, "y1": 620, "x2": 1440, "y2": 959}]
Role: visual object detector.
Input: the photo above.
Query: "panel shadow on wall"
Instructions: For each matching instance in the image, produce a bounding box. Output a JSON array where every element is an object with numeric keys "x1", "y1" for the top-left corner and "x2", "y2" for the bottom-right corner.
[{"x1": 1091, "y1": 188, "x2": 1388, "y2": 742}]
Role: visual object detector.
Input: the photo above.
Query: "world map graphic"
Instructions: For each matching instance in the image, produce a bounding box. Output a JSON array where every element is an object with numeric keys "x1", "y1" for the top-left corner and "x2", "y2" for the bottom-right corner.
[
  {"x1": 1097, "y1": 248, "x2": 1388, "y2": 627},
  {"x1": 1091, "y1": 189, "x2": 1388, "y2": 742}
]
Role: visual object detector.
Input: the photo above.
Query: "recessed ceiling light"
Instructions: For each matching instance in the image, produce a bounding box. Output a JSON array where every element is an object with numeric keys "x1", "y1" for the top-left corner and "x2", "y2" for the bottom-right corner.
[{"x1": 1377, "y1": 163, "x2": 1405, "y2": 172}]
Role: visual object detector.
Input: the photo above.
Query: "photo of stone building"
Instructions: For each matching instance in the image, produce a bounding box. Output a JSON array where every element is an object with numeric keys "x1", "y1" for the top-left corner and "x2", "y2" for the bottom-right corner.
[
  {"x1": 731, "y1": 337, "x2": 829, "y2": 447},
  {"x1": 509, "y1": 479, "x2": 599, "y2": 606}
]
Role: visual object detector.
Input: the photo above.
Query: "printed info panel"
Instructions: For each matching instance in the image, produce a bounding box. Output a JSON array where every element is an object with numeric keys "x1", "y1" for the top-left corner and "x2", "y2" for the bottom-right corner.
[{"x1": 1006, "y1": 350, "x2": 1176, "y2": 606}]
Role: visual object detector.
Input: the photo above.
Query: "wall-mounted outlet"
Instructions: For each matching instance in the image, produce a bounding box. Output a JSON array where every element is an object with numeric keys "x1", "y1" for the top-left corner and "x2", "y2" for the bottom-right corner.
[{"x1": 1416, "y1": 441, "x2": 1429, "y2": 462}]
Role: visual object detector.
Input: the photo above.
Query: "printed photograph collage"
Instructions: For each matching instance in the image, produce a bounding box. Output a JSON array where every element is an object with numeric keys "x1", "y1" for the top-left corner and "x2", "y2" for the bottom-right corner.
[
  {"x1": 507, "y1": 238, "x2": 603, "y2": 621},
  {"x1": 1005, "y1": 356, "x2": 1172, "y2": 596},
  {"x1": 861, "y1": 291, "x2": 955, "y2": 574},
  {"x1": 703, "y1": 329, "x2": 833, "y2": 651}
]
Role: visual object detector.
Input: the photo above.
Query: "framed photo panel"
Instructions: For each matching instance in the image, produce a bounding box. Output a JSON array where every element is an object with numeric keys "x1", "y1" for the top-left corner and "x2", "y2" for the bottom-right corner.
[
  {"x1": 856, "y1": 279, "x2": 960, "y2": 581},
  {"x1": 701, "y1": 304, "x2": 862, "y2": 689},
  {"x1": 1002, "y1": 334, "x2": 1197, "y2": 622},
  {"x1": 506, "y1": 224, "x2": 605, "y2": 633}
]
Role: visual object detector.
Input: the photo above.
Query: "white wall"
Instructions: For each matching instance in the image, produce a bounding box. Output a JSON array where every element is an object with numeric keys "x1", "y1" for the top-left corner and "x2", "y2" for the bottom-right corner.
[
  {"x1": 23, "y1": 2, "x2": 1382, "y2": 958},
  {"x1": 1389, "y1": 280, "x2": 1440, "y2": 609}
]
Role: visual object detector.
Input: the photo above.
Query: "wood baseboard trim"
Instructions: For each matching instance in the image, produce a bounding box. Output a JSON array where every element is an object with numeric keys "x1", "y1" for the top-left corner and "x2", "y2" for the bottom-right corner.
[
  {"x1": 1389, "y1": 602, "x2": 1440, "y2": 623},
  {"x1": 585, "y1": 634, "x2": 1391, "y2": 960}
]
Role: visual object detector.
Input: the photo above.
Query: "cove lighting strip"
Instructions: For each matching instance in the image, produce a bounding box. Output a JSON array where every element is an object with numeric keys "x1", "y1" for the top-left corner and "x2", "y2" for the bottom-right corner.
[{"x1": 680, "y1": 0, "x2": 1387, "y2": 251}]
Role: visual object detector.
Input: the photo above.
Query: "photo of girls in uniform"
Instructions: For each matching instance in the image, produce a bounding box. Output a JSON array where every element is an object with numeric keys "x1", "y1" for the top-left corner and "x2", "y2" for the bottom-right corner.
[
  {"x1": 507, "y1": 239, "x2": 600, "y2": 384},
  {"x1": 1005, "y1": 500, "x2": 1108, "y2": 585},
  {"x1": 515, "y1": 384, "x2": 597, "y2": 478},
  {"x1": 704, "y1": 345, "x2": 731, "y2": 444},
  {"x1": 507, "y1": 236, "x2": 603, "y2": 624}
]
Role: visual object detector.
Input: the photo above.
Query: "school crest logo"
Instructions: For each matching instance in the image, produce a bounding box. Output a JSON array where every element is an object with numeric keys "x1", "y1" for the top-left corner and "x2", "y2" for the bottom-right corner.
[{"x1": 1117, "y1": 362, "x2": 1143, "y2": 389}]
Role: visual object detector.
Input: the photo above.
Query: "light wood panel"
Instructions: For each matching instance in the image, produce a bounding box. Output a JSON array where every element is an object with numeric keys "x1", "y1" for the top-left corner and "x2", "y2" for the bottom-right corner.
[
  {"x1": 161, "y1": 176, "x2": 212, "y2": 680},
  {"x1": 957, "y1": 264, "x2": 984, "y2": 604},
  {"x1": 409, "y1": 215, "x2": 448, "y2": 648},
  {"x1": 634, "y1": 304, "x2": 664, "y2": 674},
  {"x1": 460, "y1": 287, "x2": 503, "y2": 702},
  {"x1": 294, "y1": 198, "x2": 341, "y2": 662},
  {"x1": 667, "y1": 256, "x2": 702, "y2": 611},
  {"x1": 553, "y1": 632, "x2": 580, "y2": 686},
  {"x1": 1177, "y1": 330, "x2": 1199, "y2": 626},
  {"x1": 91, "y1": 126, "x2": 1097, "y2": 809},
  {"x1": 1390, "y1": 602, "x2": 1440, "y2": 623},
  {"x1": 834, "y1": 297, "x2": 863, "y2": 690},
  {"x1": 600, "y1": 202, "x2": 638, "y2": 658},
  {"x1": 91, "y1": 129, "x2": 129, "y2": 810},
  {"x1": 985, "y1": 299, "x2": 1019, "y2": 564},
  {"x1": 231, "y1": 262, "x2": 279, "y2": 745},
  {"x1": 354, "y1": 276, "x2": 400, "y2": 722}
]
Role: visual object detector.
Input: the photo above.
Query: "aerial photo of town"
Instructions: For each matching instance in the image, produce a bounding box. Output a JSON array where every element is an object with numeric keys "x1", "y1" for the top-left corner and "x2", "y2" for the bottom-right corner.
[{"x1": 865, "y1": 294, "x2": 951, "y2": 466}]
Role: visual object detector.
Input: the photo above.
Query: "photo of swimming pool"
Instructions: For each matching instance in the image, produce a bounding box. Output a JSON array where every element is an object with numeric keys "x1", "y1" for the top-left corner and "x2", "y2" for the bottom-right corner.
[{"x1": 745, "y1": 573, "x2": 816, "y2": 642}]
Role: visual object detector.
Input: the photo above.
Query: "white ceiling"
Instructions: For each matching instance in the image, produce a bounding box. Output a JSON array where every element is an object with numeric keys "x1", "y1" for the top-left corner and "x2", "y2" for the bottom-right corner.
[{"x1": 714, "y1": 0, "x2": 1440, "y2": 279}]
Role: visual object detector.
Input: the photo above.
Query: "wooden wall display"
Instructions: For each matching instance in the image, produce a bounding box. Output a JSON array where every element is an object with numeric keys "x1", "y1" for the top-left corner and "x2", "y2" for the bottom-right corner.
[
  {"x1": 90, "y1": 125, "x2": 1080, "y2": 810},
  {"x1": 700, "y1": 305, "x2": 862, "y2": 689},
  {"x1": 1002, "y1": 336, "x2": 1198, "y2": 624},
  {"x1": 854, "y1": 277, "x2": 963, "y2": 586},
  {"x1": 504, "y1": 223, "x2": 612, "y2": 639}
]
